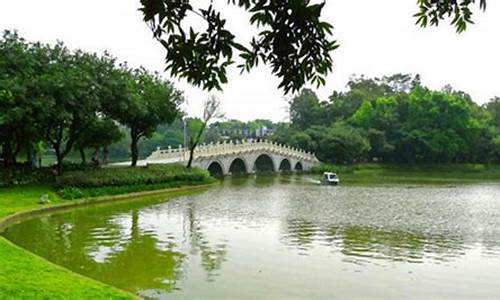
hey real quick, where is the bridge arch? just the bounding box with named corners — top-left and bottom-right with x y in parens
top-left (278, 159), bottom-right (292, 172)
top-left (228, 157), bottom-right (249, 176)
top-left (294, 161), bottom-right (303, 171)
top-left (207, 161), bottom-right (224, 177)
top-left (253, 153), bottom-right (276, 173)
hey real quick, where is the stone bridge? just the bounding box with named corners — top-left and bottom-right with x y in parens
top-left (145, 140), bottom-right (320, 176)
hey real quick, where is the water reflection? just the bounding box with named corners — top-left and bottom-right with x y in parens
top-left (184, 201), bottom-right (227, 281)
top-left (3, 178), bottom-right (500, 298)
top-left (283, 219), bottom-right (467, 264)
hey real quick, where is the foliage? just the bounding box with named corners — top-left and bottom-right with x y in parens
top-left (103, 67), bottom-right (183, 167)
top-left (310, 163), bottom-right (500, 184)
top-left (59, 179), bottom-right (214, 200)
top-left (288, 89), bottom-right (325, 130)
top-left (415, 0), bottom-right (487, 33)
top-left (139, 0), bottom-right (486, 94)
top-left (278, 74), bottom-right (500, 164)
top-left (0, 31), bottom-right (47, 166)
top-left (0, 166), bottom-right (51, 187)
top-left (55, 164), bottom-right (212, 189)
top-left (186, 96), bottom-right (224, 168)
top-left (0, 30), bottom-right (182, 171)
top-left (75, 117), bottom-right (123, 165)
top-left (140, 0), bottom-right (337, 93)
top-left (486, 97), bottom-right (500, 129)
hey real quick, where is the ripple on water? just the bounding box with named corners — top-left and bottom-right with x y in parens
top-left (3, 179), bottom-right (500, 298)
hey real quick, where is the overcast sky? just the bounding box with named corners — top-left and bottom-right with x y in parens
top-left (1, 1), bottom-right (499, 122)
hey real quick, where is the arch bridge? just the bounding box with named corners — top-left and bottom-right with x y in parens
top-left (146, 140), bottom-right (320, 176)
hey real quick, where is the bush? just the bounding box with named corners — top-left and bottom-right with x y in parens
top-left (310, 163), bottom-right (354, 175)
top-left (55, 164), bottom-right (215, 199)
top-left (59, 187), bottom-right (84, 200)
top-left (0, 166), bottom-right (52, 187)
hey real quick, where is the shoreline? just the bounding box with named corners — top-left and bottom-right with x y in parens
top-left (0, 182), bottom-right (218, 299)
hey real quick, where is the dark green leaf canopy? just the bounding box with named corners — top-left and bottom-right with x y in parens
top-left (415, 0), bottom-right (487, 33)
top-left (140, 1), bottom-right (487, 94)
top-left (140, 0), bottom-right (337, 94)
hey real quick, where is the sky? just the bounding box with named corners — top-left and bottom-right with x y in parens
top-left (1, 1), bottom-right (500, 122)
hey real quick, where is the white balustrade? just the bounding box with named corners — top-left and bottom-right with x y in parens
top-left (147, 140), bottom-right (318, 163)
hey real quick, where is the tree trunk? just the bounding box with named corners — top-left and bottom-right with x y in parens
top-left (103, 146), bottom-right (109, 165)
top-left (92, 147), bottom-right (100, 167)
top-left (186, 145), bottom-right (195, 168)
top-left (54, 146), bottom-right (63, 174)
top-left (131, 133), bottom-right (139, 167)
top-left (27, 146), bottom-right (36, 169)
top-left (79, 147), bottom-right (86, 165)
top-left (2, 140), bottom-right (17, 167)
top-left (186, 123), bottom-right (206, 169)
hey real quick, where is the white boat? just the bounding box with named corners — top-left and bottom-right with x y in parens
top-left (321, 172), bottom-right (340, 185)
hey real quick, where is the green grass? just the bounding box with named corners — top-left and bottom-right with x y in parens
top-left (312, 163), bottom-right (500, 184)
top-left (0, 238), bottom-right (132, 300)
top-left (0, 165), bottom-right (217, 299)
top-left (0, 184), bottom-right (62, 219)
top-left (0, 184), bottom-right (135, 299)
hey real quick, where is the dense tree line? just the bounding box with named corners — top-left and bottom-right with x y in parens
top-left (272, 74), bottom-right (500, 164)
top-left (0, 31), bottom-right (182, 171)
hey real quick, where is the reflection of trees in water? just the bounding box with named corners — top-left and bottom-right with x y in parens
top-left (185, 202), bottom-right (227, 281)
top-left (97, 209), bottom-right (184, 294)
top-left (4, 198), bottom-right (231, 293)
top-left (4, 204), bottom-right (185, 294)
top-left (283, 218), bottom-right (470, 264)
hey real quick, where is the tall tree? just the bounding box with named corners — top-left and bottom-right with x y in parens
top-left (0, 31), bottom-right (45, 167)
top-left (289, 89), bottom-right (323, 130)
top-left (486, 97), bottom-right (500, 129)
top-left (186, 96), bottom-right (224, 169)
top-left (38, 44), bottom-right (116, 172)
top-left (104, 68), bottom-right (182, 167)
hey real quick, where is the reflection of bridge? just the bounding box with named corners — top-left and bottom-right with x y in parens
top-left (146, 140), bottom-right (320, 176)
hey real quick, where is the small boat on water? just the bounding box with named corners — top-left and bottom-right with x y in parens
top-left (321, 172), bottom-right (340, 185)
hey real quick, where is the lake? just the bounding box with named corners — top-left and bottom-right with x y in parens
top-left (3, 176), bottom-right (500, 299)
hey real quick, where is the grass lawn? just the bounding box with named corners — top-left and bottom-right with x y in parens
top-left (0, 184), bottom-right (135, 299)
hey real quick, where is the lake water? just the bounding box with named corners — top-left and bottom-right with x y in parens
top-left (3, 176), bottom-right (500, 299)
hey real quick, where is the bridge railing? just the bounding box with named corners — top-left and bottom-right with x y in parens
top-left (147, 140), bottom-right (319, 162)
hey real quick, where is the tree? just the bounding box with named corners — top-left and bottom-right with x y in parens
top-left (75, 117), bottom-right (123, 166)
top-left (289, 89), bottom-right (323, 130)
top-left (186, 96), bottom-right (224, 168)
top-left (140, 1), bottom-right (485, 93)
top-left (304, 124), bottom-right (370, 164)
top-left (140, 0), bottom-right (337, 94)
top-left (104, 68), bottom-right (183, 167)
top-left (486, 97), bottom-right (500, 129)
top-left (0, 31), bottom-right (46, 167)
top-left (38, 44), bottom-right (116, 172)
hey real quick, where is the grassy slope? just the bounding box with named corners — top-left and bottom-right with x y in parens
top-left (0, 185), bottom-right (135, 299)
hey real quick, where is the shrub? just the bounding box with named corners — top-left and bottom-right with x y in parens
top-left (310, 163), bottom-right (354, 175)
top-left (0, 166), bottom-right (52, 187)
top-left (55, 164), bottom-right (215, 199)
top-left (59, 187), bottom-right (84, 200)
